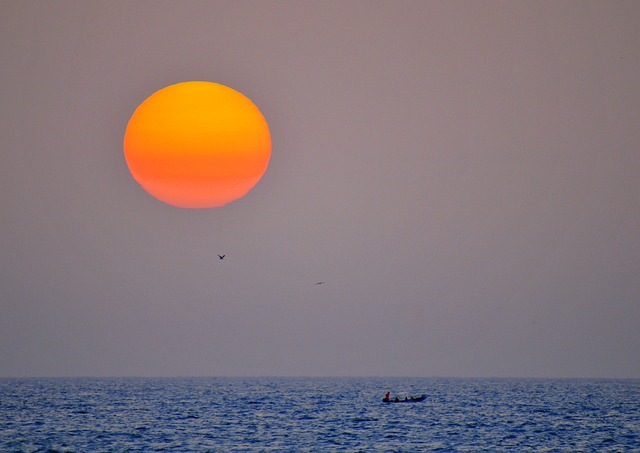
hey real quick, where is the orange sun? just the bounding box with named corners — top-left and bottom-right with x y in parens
top-left (124, 81), bottom-right (271, 208)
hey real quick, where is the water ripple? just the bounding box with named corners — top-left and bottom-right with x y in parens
top-left (1, 377), bottom-right (639, 452)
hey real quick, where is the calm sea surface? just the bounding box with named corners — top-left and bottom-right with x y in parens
top-left (1, 377), bottom-right (639, 452)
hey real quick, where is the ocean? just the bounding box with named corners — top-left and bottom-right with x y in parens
top-left (1, 377), bottom-right (639, 452)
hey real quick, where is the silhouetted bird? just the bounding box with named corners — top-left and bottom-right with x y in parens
top-left (218, 254), bottom-right (225, 260)
top-left (315, 282), bottom-right (324, 285)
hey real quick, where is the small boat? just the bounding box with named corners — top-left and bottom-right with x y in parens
top-left (382, 394), bottom-right (426, 403)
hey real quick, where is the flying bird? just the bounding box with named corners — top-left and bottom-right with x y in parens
top-left (315, 282), bottom-right (325, 285)
top-left (218, 254), bottom-right (226, 260)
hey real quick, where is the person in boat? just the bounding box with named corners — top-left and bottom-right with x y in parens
top-left (394, 397), bottom-right (400, 402)
top-left (383, 392), bottom-right (390, 402)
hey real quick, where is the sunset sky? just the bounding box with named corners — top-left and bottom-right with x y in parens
top-left (2, 1), bottom-right (639, 378)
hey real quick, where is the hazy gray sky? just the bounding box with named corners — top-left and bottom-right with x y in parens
top-left (2, 1), bottom-right (639, 378)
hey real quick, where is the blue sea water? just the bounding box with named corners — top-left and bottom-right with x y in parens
top-left (1, 377), bottom-right (639, 452)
